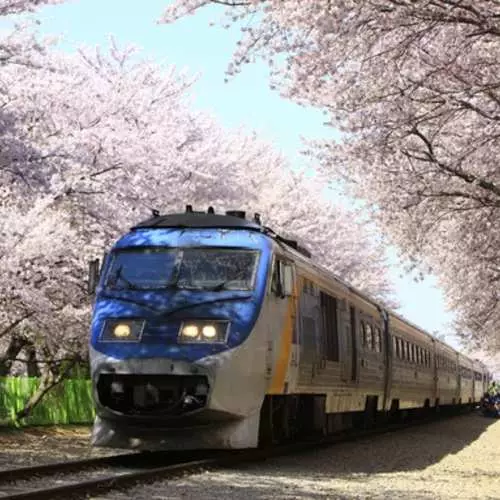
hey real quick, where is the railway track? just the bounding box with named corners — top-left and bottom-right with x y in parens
top-left (0, 410), bottom-right (472, 499)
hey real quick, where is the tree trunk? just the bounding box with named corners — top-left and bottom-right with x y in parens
top-left (15, 359), bottom-right (77, 421)
top-left (0, 334), bottom-right (30, 376)
top-left (25, 342), bottom-right (40, 377)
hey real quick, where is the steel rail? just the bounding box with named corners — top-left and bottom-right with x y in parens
top-left (0, 410), bottom-right (473, 500)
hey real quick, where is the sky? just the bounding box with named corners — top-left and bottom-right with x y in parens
top-left (7, 0), bottom-right (459, 348)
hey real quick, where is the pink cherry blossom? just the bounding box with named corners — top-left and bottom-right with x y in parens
top-left (161, 0), bottom-right (500, 357)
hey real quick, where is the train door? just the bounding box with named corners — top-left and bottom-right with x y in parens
top-left (297, 278), bottom-right (322, 384)
top-left (432, 340), bottom-right (438, 404)
top-left (342, 305), bottom-right (358, 384)
top-left (349, 306), bottom-right (359, 383)
top-left (266, 255), bottom-right (298, 394)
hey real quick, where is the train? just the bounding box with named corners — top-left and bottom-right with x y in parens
top-left (87, 206), bottom-right (491, 450)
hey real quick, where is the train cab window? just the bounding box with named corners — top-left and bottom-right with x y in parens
top-left (271, 259), bottom-right (294, 298)
top-left (365, 323), bottom-right (373, 350)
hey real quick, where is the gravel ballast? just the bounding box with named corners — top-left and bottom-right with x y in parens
top-left (98, 413), bottom-right (500, 500)
top-left (0, 413), bottom-right (498, 499)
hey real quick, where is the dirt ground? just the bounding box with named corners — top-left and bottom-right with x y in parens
top-left (0, 425), bottom-right (115, 468)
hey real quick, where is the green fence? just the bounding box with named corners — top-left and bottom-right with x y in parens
top-left (0, 377), bottom-right (95, 426)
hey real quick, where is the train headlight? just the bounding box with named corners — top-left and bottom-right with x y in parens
top-left (100, 319), bottom-right (145, 342)
top-left (181, 324), bottom-right (199, 338)
top-left (113, 323), bottom-right (131, 338)
top-left (202, 325), bottom-right (217, 339)
top-left (178, 321), bottom-right (229, 343)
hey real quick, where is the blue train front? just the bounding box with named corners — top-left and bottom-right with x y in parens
top-left (88, 207), bottom-right (274, 450)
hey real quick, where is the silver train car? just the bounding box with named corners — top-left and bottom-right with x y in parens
top-left (88, 207), bottom-right (490, 450)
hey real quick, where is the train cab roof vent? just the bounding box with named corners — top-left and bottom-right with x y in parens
top-left (226, 210), bottom-right (246, 219)
top-left (278, 236), bottom-right (312, 258)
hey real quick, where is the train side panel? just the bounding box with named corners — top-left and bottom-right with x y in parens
top-left (388, 315), bottom-right (435, 409)
top-left (435, 341), bottom-right (459, 405)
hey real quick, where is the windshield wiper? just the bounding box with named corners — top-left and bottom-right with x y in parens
top-left (203, 281), bottom-right (229, 291)
top-left (97, 293), bottom-right (162, 313)
top-left (108, 265), bottom-right (142, 290)
top-left (157, 294), bottom-right (252, 319)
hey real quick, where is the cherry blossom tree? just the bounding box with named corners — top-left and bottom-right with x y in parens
top-left (0, 1), bottom-right (399, 417)
top-left (1, 19), bottom-right (395, 365)
top-left (161, 0), bottom-right (500, 354)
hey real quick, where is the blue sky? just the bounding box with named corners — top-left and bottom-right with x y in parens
top-left (8, 0), bottom-right (458, 348)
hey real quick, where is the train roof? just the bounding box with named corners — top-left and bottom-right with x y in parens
top-left (132, 209), bottom-right (262, 231)
top-left (132, 206), bottom-right (312, 258)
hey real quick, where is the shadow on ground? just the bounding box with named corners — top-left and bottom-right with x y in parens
top-left (129, 413), bottom-right (498, 500)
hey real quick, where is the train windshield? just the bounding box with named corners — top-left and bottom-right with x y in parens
top-left (105, 247), bottom-right (260, 291)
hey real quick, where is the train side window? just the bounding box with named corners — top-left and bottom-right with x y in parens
top-left (405, 341), bottom-right (410, 362)
top-left (392, 336), bottom-right (397, 356)
top-left (400, 340), bottom-right (405, 360)
top-left (366, 323), bottom-right (373, 350)
top-left (395, 337), bottom-right (401, 358)
top-left (375, 327), bottom-right (382, 353)
top-left (361, 321), bottom-right (366, 347)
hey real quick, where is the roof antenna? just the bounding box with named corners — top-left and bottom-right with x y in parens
top-left (151, 209), bottom-right (160, 217)
top-left (207, 206), bottom-right (215, 214)
top-left (185, 204), bottom-right (193, 213)
top-left (254, 213), bottom-right (261, 225)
